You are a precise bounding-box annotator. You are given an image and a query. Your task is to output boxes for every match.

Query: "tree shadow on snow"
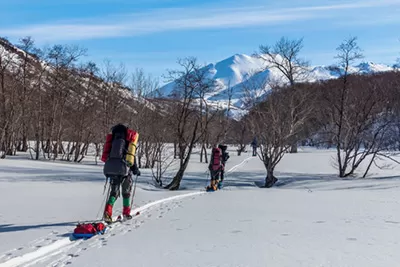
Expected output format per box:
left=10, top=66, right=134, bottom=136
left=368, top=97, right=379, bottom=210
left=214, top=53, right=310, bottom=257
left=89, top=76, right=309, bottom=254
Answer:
left=263, top=172, right=400, bottom=191
left=0, top=222, right=77, bottom=233
left=0, top=166, right=105, bottom=183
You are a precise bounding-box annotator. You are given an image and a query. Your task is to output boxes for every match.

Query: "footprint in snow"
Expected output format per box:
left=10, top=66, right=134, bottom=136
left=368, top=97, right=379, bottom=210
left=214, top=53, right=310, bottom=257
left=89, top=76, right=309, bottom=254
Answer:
left=347, top=237, right=357, bottom=241
left=314, top=221, right=326, bottom=224
left=385, top=221, right=400, bottom=224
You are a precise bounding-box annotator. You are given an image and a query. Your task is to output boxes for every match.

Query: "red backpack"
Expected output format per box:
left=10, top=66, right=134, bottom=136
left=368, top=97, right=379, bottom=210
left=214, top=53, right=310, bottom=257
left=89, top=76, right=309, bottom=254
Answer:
left=211, top=147, right=222, bottom=171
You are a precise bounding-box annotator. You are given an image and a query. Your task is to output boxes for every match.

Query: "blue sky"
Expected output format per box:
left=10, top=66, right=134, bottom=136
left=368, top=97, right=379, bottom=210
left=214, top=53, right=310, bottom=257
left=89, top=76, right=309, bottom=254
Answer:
left=1, top=0, right=400, bottom=83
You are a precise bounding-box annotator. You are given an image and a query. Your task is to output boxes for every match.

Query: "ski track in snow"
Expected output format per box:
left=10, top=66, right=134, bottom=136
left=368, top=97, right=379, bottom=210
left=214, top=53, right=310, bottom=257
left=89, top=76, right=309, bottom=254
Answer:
left=0, top=193, right=203, bottom=267
left=0, top=157, right=253, bottom=267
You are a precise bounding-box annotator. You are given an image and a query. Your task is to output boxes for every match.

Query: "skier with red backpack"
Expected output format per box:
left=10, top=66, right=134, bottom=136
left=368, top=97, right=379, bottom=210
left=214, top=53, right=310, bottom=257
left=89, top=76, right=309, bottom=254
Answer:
left=101, top=123, right=141, bottom=223
left=206, top=144, right=229, bottom=191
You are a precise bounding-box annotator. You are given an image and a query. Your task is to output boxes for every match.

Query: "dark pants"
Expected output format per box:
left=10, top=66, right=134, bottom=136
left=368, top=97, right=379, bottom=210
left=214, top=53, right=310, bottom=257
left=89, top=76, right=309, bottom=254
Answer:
left=210, top=170, right=220, bottom=181
left=109, top=173, right=133, bottom=199
left=252, top=146, right=257, bottom=156
left=211, top=168, right=225, bottom=182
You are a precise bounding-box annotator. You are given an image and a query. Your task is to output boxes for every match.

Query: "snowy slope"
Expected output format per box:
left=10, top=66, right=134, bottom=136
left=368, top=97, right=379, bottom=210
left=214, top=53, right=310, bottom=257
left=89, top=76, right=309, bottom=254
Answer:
left=2, top=147, right=400, bottom=266
left=159, top=53, right=395, bottom=117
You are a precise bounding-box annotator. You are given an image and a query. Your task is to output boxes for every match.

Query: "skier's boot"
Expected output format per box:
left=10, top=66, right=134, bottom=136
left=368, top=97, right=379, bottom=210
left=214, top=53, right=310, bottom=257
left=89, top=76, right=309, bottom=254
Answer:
left=206, top=184, right=215, bottom=191
left=103, top=204, right=113, bottom=223
left=123, top=206, right=132, bottom=220
left=207, top=180, right=217, bottom=191
left=217, top=181, right=223, bottom=189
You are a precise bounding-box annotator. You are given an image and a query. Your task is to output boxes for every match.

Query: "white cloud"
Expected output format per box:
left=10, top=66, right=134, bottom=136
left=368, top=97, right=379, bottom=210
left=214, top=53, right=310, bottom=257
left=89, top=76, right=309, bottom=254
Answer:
left=1, top=0, right=400, bottom=42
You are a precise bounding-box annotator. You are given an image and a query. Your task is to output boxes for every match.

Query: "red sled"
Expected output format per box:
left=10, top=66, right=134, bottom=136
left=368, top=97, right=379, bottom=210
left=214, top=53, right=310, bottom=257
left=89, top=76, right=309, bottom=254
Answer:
left=72, top=222, right=107, bottom=239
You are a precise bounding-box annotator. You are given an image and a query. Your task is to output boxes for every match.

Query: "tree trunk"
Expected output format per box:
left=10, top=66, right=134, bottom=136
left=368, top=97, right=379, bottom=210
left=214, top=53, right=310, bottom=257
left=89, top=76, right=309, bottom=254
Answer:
left=200, top=143, right=208, bottom=163
left=35, top=137, right=40, bottom=160
left=265, top=169, right=277, bottom=188
left=173, top=141, right=177, bottom=159
left=362, top=153, right=376, bottom=178
left=290, top=144, right=297, bottom=153
left=166, top=121, right=199, bottom=190
left=22, top=136, right=28, bottom=152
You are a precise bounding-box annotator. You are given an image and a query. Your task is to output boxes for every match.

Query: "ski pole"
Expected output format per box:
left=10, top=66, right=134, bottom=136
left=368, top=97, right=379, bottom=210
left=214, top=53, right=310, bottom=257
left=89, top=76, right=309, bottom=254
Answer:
left=97, top=182, right=110, bottom=221
left=102, top=176, right=109, bottom=195
left=130, top=174, right=139, bottom=208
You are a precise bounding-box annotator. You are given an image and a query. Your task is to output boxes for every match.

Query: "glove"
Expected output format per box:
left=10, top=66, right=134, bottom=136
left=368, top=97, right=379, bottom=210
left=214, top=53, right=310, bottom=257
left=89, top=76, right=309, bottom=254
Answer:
left=132, top=168, right=141, bottom=176
left=130, top=164, right=140, bottom=176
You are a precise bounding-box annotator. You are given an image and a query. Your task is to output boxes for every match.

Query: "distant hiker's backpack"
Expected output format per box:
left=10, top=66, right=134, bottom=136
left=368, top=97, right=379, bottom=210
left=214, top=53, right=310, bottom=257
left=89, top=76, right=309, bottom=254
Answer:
left=218, top=144, right=229, bottom=165
left=102, top=124, right=139, bottom=177
left=210, top=147, right=222, bottom=171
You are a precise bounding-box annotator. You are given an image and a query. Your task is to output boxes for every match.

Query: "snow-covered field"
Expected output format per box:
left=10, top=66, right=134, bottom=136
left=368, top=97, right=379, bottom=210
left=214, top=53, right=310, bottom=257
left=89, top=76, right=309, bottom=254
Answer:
left=1, top=147, right=400, bottom=266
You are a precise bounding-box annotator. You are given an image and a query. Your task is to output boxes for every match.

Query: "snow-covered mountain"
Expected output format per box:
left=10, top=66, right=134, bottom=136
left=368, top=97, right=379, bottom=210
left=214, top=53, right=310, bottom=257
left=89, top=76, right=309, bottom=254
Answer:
left=158, top=53, right=396, bottom=118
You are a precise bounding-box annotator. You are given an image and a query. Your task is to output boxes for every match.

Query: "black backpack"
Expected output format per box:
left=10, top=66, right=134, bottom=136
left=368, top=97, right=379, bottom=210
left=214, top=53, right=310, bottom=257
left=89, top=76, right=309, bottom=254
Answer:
left=103, top=124, right=129, bottom=177
left=218, top=144, right=229, bottom=164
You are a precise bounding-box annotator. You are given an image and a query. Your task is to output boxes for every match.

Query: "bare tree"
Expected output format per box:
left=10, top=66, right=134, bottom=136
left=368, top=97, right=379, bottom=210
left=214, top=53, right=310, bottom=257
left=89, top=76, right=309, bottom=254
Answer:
left=0, top=38, right=20, bottom=158
left=14, top=37, right=38, bottom=152
left=240, top=70, right=269, bottom=110
left=317, top=37, right=399, bottom=177
left=257, top=37, right=310, bottom=153
left=227, top=118, right=251, bottom=156
left=324, top=36, right=363, bottom=177
left=129, top=68, right=159, bottom=98
left=164, top=57, right=217, bottom=190
left=258, top=37, right=310, bottom=86
left=197, top=75, right=217, bottom=164
left=65, top=62, right=100, bottom=162
left=251, top=83, right=316, bottom=187
left=41, top=44, right=87, bottom=159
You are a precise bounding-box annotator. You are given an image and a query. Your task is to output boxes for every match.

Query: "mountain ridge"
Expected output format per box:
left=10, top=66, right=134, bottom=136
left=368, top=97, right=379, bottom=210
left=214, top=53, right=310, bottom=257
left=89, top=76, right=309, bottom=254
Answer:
left=159, top=53, right=397, bottom=117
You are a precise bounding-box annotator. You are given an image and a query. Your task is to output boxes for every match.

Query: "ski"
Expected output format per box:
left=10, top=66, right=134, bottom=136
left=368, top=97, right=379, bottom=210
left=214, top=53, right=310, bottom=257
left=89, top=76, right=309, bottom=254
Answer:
left=105, top=211, right=141, bottom=225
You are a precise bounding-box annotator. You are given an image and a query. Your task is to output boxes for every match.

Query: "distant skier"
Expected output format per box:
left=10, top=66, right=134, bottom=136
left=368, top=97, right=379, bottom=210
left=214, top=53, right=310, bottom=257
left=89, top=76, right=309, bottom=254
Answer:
left=206, top=144, right=222, bottom=191
left=101, top=123, right=141, bottom=223
left=251, top=137, right=258, bottom=157
left=206, top=144, right=229, bottom=191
